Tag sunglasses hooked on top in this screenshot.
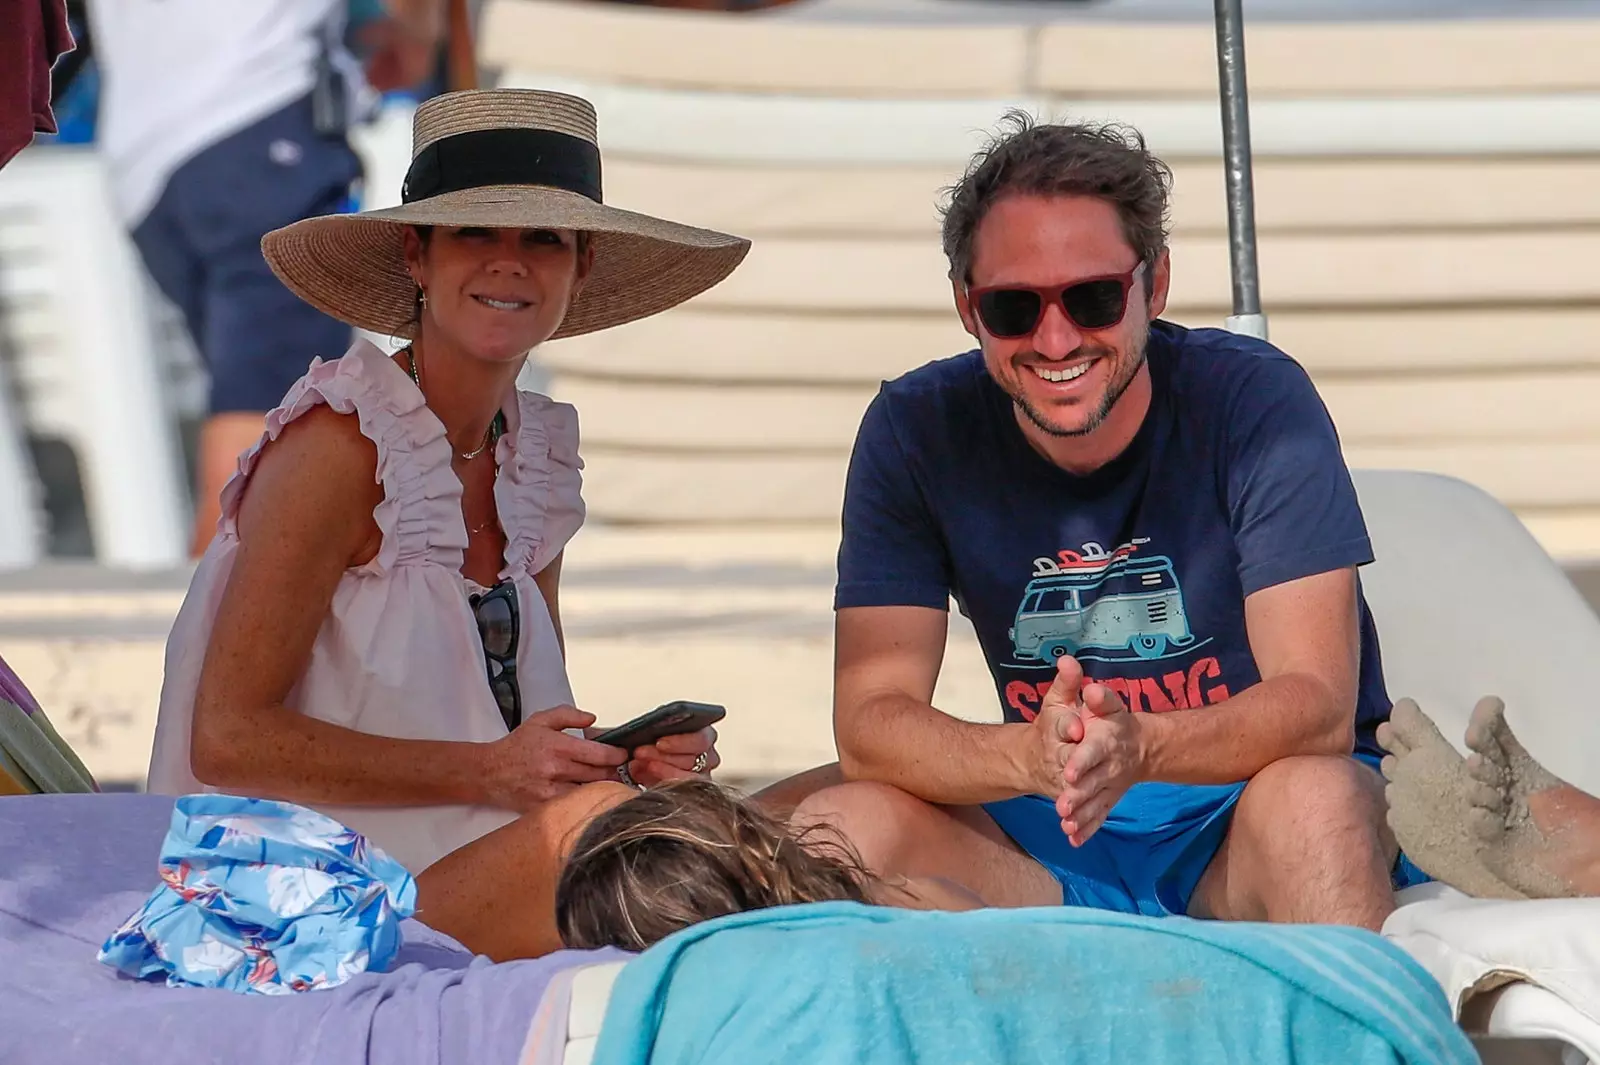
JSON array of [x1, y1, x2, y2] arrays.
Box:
[[968, 260, 1148, 340]]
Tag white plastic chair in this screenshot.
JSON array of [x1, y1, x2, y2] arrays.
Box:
[[0, 358, 42, 566], [0, 146, 189, 569]]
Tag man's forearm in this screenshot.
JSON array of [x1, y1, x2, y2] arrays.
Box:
[[193, 706, 502, 809], [1138, 672, 1354, 785], [836, 692, 1035, 805]]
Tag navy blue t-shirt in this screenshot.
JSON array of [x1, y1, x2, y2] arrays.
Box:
[[835, 320, 1391, 783]]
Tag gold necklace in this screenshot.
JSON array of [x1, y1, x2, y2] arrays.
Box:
[[402, 347, 504, 461]]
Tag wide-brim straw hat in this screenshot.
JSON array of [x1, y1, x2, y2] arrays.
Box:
[[261, 88, 751, 340]]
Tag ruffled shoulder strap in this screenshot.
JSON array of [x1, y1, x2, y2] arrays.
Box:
[[216, 340, 463, 574], [494, 388, 585, 580]]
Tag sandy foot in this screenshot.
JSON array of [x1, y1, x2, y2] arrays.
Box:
[[1462, 697, 1594, 898], [1376, 698, 1526, 900]]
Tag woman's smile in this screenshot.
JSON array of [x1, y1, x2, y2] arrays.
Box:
[[471, 294, 533, 313]]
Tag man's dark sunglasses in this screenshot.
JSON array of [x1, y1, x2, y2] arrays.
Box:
[[968, 261, 1147, 339], [470, 580, 521, 731]]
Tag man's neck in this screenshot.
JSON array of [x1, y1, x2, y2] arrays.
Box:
[[1018, 365, 1153, 477]]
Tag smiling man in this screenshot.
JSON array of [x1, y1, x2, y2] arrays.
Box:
[[796, 113, 1424, 931]]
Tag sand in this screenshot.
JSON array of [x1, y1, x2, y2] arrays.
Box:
[[1376, 698, 1527, 900], [1460, 697, 1580, 899]]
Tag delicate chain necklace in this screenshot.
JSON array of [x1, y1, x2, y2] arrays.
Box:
[[402, 346, 504, 461]]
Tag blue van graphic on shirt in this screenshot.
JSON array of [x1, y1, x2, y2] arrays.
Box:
[[1008, 546, 1201, 664]]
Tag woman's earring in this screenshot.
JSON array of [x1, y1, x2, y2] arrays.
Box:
[[418, 288, 428, 308]]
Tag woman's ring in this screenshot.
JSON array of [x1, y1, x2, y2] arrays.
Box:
[[618, 763, 639, 789], [691, 752, 709, 775]]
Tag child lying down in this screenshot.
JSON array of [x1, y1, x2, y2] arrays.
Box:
[[415, 778, 981, 962], [98, 779, 977, 992]]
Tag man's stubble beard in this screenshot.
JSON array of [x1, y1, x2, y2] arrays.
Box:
[[1012, 319, 1150, 439]]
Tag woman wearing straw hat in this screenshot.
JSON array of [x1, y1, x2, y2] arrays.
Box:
[[143, 88, 750, 875]]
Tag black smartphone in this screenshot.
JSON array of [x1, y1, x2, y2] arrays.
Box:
[[592, 700, 726, 751]]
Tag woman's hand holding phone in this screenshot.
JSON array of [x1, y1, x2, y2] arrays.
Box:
[[589, 701, 725, 787], [628, 726, 721, 786]]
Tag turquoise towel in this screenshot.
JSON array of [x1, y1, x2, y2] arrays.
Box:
[[590, 902, 1476, 1065]]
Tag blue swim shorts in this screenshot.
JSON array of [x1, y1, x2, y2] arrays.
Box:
[[983, 753, 1428, 917]]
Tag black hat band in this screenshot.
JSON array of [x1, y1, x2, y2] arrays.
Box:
[[401, 127, 602, 204]]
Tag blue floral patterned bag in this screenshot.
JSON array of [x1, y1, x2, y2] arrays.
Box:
[[98, 794, 417, 995]]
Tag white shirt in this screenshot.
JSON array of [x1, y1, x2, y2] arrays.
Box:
[[87, 0, 360, 225], [147, 341, 590, 873]]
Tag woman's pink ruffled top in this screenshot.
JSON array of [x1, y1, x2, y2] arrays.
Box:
[[147, 339, 585, 873]]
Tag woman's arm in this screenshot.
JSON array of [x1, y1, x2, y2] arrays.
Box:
[[188, 408, 623, 811], [190, 406, 490, 805]]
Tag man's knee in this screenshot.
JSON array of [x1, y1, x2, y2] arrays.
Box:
[[791, 780, 942, 873], [1235, 754, 1388, 855], [1198, 756, 1397, 928]]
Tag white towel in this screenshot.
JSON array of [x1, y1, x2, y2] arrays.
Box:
[[1385, 883, 1600, 1033]]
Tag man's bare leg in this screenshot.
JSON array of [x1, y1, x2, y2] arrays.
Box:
[[791, 780, 1061, 909], [752, 762, 844, 815], [1463, 697, 1600, 897], [1189, 754, 1397, 930], [191, 412, 266, 556]]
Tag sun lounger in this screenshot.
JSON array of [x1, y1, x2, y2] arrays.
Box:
[[1358, 468, 1600, 1062], [1352, 469, 1600, 794], [1389, 883, 1600, 1064]]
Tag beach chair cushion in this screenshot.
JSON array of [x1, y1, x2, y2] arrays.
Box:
[[1351, 468, 1600, 794], [564, 963, 626, 1065], [1387, 884, 1600, 1060], [1353, 469, 1600, 1056], [516, 959, 627, 1065]]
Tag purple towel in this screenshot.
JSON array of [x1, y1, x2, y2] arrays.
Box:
[[1, 793, 629, 1065]]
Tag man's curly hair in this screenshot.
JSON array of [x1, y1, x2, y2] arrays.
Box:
[[940, 109, 1174, 282]]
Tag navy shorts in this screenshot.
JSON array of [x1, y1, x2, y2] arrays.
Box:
[[131, 92, 361, 415], [983, 753, 1429, 917]]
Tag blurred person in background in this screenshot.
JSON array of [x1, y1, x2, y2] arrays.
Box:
[[85, 0, 450, 556], [0, 0, 74, 170]]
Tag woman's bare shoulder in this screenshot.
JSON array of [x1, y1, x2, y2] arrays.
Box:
[[235, 404, 384, 561]]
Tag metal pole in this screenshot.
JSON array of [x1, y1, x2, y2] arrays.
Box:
[[1214, 0, 1268, 340]]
